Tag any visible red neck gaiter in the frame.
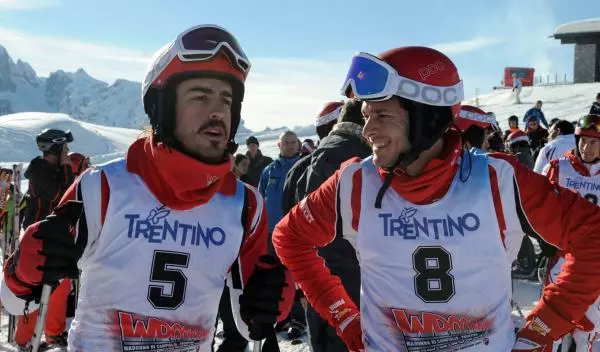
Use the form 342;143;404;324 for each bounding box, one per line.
378;130;463;205
126;136;234;210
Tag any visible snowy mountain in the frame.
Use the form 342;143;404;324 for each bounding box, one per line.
0;112;140;163
0;44;272;134
0;45;146;129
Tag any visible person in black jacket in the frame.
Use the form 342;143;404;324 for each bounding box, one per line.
282;101;343;214
591;92;600;115
22;129;75;230
18;128;75;349
282;98;371;352
241;136;272;187
277;102;343;341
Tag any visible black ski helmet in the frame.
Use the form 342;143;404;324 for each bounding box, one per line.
36;129;73;154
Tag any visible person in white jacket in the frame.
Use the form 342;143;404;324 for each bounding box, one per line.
534;120;575;174
512;73;523;104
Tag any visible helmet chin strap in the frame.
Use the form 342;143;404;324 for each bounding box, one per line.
373;121;451;209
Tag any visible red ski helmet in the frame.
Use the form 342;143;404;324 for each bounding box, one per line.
454;105;497;132
574;114;600;163
575;114;600;139
341;46;464;208
341;46;464;170
68;152;90;175
506;130;529;147
142;25;250;154
316;102;344;127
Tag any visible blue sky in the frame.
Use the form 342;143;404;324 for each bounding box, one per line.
1;0;598;130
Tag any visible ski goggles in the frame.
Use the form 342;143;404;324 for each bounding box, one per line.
176;25;251;73
577;114;600;132
41;131;73;144
54;131;74;144
340;52;464;106
458;110;497;125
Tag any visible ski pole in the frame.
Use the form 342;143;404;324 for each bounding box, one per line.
28;284;53;352
511;299;526;320
253;340;262;352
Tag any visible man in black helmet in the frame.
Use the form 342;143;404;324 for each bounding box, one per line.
15;128;75;349
22;128;75;229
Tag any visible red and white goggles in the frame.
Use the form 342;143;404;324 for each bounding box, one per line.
144;25;250;95
341;52;464;106
177;24;250;73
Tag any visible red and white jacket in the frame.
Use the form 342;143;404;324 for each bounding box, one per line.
2;137;294;352
273;131;600;350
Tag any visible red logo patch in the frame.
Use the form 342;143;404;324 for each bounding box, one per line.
391;309;494;351
117;311;210;351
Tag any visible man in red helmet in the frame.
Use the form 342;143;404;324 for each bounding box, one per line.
68;152;91;177
1;25;293;351
541;114;600;351
282;101;344;214
506;130;534;170
272;47;600;352
453;105;497;151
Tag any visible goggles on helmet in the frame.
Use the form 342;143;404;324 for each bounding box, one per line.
340;52;464;106
177;25;250;73
577;114;600;132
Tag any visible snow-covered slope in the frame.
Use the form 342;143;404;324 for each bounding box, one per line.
0;112;140;163
464;83;600;129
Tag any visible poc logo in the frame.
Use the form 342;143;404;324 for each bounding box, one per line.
397;78;461;106
418;61;445;81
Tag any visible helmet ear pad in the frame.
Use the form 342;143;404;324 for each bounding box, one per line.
144;72;243;150
144;86;177;147
395;96;454;166
49;143;63;155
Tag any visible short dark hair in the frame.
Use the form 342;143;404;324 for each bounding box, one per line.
462;125;485;149
486;133;505;152
338;99;365;126
554;120;575;135
316;121;336;140
549;118;559;127
597;92;600;99
509;141;530;154
508;115;519;122
246;136;259;146
536;100;543;105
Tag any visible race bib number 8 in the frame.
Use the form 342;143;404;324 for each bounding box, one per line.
412;246;455;303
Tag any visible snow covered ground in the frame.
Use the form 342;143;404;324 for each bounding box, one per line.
464;82;600;129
